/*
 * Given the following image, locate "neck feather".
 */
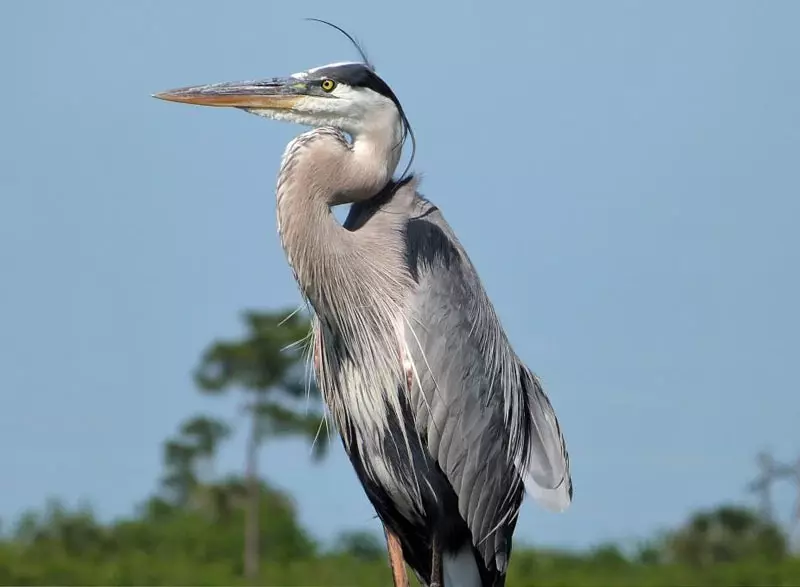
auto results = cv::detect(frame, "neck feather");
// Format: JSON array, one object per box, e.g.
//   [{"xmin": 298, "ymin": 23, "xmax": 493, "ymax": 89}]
[
  {"xmin": 275, "ymin": 127, "xmax": 410, "ymax": 319},
  {"xmin": 275, "ymin": 127, "xmax": 426, "ymax": 510}
]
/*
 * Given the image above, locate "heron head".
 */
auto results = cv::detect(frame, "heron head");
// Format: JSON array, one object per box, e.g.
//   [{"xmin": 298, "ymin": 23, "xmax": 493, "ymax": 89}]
[{"xmin": 153, "ymin": 61, "xmax": 407, "ymax": 139}]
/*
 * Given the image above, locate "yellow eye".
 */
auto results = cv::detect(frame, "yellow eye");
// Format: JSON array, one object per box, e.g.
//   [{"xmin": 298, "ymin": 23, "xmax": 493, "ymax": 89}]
[{"xmin": 321, "ymin": 79, "xmax": 337, "ymax": 92}]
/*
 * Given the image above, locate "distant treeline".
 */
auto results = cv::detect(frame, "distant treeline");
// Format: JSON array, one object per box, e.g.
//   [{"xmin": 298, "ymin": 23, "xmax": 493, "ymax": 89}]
[
  {"xmin": 6, "ymin": 308, "xmax": 795, "ymax": 586},
  {"xmin": 1, "ymin": 481, "xmax": 797, "ymax": 586}
]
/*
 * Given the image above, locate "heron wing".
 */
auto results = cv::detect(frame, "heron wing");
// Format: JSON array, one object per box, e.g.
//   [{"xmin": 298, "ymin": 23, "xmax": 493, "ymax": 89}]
[{"xmin": 401, "ymin": 195, "xmax": 573, "ymax": 570}]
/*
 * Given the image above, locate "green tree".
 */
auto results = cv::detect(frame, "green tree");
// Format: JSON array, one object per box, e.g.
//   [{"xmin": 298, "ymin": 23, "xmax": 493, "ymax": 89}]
[
  {"xmin": 332, "ymin": 530, "xmax": 386, "ymax": 562},
  {"xmin": 159, "ymin": 414, "xmax": 231, "ymax": 509},
  {"xmin": 0, "ymin": 479, "xmax": 318, "ymax": 585},
  {"xmin": 3, "ymin": 494, "xmax": 800, "ymax": 585},
  {"xmin": 180, "ymin": 415, "xmax": 231, "ymax": 482},
  {"xmin": 160, "ymin": 438, "xmax": 200, "ymax": 507},
  {"xmin": 666, "ymin": 504, "xmax": 788, "ymax": 568},
  {"xmin": 194, "ymin": 308, "xmax": 329, "ymax": 581}
]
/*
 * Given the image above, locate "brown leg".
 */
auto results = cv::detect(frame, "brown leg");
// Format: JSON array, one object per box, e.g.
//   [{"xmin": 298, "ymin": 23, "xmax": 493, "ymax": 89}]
[
  {"xmin": 430, "ymin": 534, "xmax": 443, "ymax": 587},
  {"xmin": 384, "ymin": 525, "xmax": 409, "ymax": 587}
]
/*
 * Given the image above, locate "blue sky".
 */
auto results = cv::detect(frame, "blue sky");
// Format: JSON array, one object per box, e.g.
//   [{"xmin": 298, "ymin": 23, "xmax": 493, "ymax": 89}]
[{"xmin": 1, "ymin": 1, "xmax": 798, "ymax": 550}]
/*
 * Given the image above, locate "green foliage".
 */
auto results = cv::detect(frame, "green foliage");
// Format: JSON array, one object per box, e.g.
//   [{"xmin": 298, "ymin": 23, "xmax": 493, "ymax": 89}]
[
  {"xmin": 5, "ymin": 305, "xmax": 797, "ymax": 585},
  {"xmin": 194, "ymin": 309, "xmax": 311, "ymax": 395},
  {"xmin": 159, "ymin": 414, "xmax": 231, "ymax": 506},
  {"xmin": 0, "ymin": 486, "xmax": 797, "ymax": 586},
  {"xmin": 665, "ymin": 505, "xmax": 788, "ymax": 568},
  {"xmin": 0, "ymin": 480, "xmax": 317, "ymax": 585},
  {"xmin": 190, "ymin": 308, "xmax": 329, "ymax": 580},
  {"xmin": 331, "ymin": 530, "xmax": 386, "ymax": 561},
  {"xmin": 193, "ymin": 309, "xmax": 328, "ymax": 458},
  {"xmin": 0, "ymin": 502, "xmax": 799, "ymax": 587},
  {"xmin": 180, "ymin": 416, "xmax": 231, "ymax": 459}
]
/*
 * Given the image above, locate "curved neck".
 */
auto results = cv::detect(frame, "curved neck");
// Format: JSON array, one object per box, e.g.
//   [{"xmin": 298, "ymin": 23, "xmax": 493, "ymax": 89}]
[
  {"xmin": 275, "ymin": 124, "xmax": 406, "ymax": 314},
  {"xmin": 345, "ymin": 107, "xmax": 404, "ymax": 202}
]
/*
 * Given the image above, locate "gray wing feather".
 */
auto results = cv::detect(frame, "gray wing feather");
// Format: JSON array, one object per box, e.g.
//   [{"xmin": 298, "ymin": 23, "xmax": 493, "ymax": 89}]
[
  {"xmin": 402, "ymin": 195, "xmax": 572, "ymax": 567},
  {"xmin": 519, "ymin": 366, "xmax": 573, "ymax": 512}
]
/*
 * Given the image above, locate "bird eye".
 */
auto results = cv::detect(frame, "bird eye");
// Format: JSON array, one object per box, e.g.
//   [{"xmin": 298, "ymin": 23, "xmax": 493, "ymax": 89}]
[{"xmin": 320, "ymin": 79, "xmax": 337, "ymax": 92}]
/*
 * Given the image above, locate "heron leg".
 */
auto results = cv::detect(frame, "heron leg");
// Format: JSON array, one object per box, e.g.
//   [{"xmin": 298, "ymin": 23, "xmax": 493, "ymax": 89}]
[
  {"xmin": 430, "ymin": 534, "xmax": 443, "ymax": 587},
  {"xmin": 383, "ymin": 524, "xmax": 409, "ymax": 587}
]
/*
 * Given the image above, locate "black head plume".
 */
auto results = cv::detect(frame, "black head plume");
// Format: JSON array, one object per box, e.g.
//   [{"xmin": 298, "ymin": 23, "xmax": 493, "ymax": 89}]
[
  {"xmin": 303, "ymin": 18, "xmax": 416, "ymax": 181},
  {"xmin": 304, "ymin": 18, "xmax": 373, "ymax": 70}
]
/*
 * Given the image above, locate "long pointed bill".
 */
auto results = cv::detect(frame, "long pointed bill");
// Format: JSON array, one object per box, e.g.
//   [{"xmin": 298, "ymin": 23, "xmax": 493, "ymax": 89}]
[{"xmin": 152, "ymin": 78, "xmax": 308, "ymax": 109}]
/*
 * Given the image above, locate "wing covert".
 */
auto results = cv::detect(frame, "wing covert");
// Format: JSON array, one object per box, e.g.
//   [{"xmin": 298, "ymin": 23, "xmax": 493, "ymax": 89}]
[{"xmin": 401, "ymin": 197, "xmax": 572, "ymax": 571}]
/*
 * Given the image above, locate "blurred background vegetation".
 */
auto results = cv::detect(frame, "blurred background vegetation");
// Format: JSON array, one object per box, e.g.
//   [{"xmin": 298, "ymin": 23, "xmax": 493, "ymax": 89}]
[{"xmin": 1, "ymin": 307, "xmax": 798, "ymax": 586}]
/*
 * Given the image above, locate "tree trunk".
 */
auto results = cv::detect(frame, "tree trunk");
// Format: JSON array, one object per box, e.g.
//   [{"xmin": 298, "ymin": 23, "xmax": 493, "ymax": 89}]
[{"xmin": 244, "ymin": 413, "xmax": 260, "ymax": 582}]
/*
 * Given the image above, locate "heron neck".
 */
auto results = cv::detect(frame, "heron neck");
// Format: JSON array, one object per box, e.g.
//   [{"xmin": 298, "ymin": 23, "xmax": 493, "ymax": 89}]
[
  {"xmin": 275, "ymin": 129, "xmax": 409, "ymax": 318},
  {"xmin": 347, "ymin": 110, "xmax": 404, "ymax": 200},
  {"xmin": 276, "ymin": 174, "xmax": 339, "ymax": 303}
]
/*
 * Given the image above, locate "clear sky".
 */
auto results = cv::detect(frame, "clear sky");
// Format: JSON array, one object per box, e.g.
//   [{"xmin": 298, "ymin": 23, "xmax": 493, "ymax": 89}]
[{"xmin": 1, "ymin": 0, "xmax": 798, "ymax": 550}]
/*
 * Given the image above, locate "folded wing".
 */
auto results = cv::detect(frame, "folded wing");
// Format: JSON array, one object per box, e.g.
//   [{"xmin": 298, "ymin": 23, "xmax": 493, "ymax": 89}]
[{"xmin": 401, "ymin": 197, "xmax": 573, "ymax": 571}]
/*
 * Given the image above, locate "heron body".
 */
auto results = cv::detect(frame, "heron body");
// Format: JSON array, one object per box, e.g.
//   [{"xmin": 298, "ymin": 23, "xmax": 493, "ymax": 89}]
[
  {"xmin": 155, "ymin": 27, "xmax": 572, "ymax": 586},
  {"xmin": 313, "ymin": 175, "xmax": 571, "ymax": 587}
]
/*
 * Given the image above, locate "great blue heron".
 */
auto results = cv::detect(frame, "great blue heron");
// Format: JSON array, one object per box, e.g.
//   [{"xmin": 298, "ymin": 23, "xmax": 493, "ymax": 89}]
[{"xmin": 155, "ymin": 21, "xmax": 572, "ymax": 587}]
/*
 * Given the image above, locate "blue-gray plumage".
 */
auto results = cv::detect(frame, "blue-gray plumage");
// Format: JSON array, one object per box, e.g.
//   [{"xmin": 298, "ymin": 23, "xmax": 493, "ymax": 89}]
[
  {"xmin": 335, "ymin": 177, "xmax": 572, "ymax": 586},
  {"xmin": 153, "ymin": 21, "xmax": 572, "ymax": 587}
]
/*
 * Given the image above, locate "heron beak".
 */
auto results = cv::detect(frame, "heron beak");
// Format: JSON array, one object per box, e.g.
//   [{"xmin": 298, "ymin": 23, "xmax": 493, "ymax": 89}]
[{"xmin": 152, "ymin": 77, "xmax": 309, "ymax": 109}]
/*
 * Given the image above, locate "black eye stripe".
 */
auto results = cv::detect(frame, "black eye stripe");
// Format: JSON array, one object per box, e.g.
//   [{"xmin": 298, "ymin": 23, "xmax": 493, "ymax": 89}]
[
  {"xmin": 307, "ymin": 61, "xmax": 416, "ymax": 180},
  {"xmin": 311, "ymin": 64, "xmax": 403, "ymax": 112}
]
